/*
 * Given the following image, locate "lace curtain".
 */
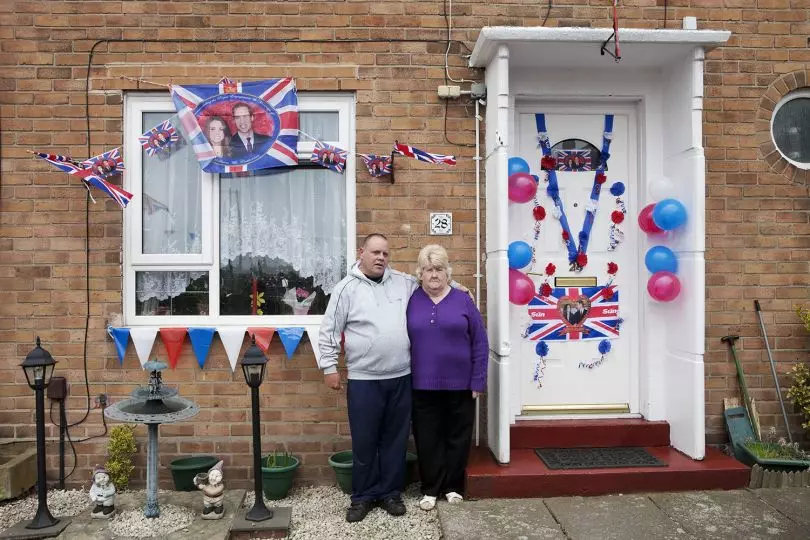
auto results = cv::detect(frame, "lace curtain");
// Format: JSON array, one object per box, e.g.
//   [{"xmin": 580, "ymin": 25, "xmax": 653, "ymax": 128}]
[{"xmin": 220, "ymin": 167, "xmax": 346, "ymax": 294}]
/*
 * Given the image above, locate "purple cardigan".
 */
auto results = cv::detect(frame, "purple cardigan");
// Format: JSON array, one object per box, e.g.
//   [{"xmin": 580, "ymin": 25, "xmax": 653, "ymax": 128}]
[{"xmin": 406, "ymin": 287, "xmax": 488, "ymax": 393}]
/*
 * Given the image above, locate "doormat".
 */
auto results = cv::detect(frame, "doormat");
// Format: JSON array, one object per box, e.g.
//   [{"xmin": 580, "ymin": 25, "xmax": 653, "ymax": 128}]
[{"xmin": 534, "ymin": 447, "xmax": 667, "ymax": 470}]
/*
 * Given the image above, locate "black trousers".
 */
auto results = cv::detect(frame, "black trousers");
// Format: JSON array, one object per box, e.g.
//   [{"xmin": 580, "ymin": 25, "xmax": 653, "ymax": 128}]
[
  {"xmin": 346, "ymin": 375, "xmax": 412, "ymax": 503},
  {"xmin": 412, "ymin": 389, "xmax": 475, "ymax": 497}
]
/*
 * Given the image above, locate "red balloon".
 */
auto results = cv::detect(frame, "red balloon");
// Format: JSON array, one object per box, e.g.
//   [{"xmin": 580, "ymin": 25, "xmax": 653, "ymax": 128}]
[
  {"xmin": 508, "ymin": 268, "xmax": 535, "ymax": 305},
  {"xmin": 508, "ymin": 173, "xmax": 537, "ymax": 204},
  {"xmin": 638, "ymin": 203, "xmax": 663, "ymax": 234},
  {"xmin": 647, "ymin": 271, "xmax": 681, "ymax": 302}
]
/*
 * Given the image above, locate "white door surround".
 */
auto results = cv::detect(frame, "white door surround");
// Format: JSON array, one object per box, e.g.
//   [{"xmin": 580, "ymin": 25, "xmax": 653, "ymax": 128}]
[{"xmin": 472, "ymin": 20, "xmax": 731, "ymax": 464}]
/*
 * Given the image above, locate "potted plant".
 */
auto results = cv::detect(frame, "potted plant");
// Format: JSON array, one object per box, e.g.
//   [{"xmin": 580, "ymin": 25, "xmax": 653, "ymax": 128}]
[
  {"xmin": 740, "ymin": 437, "xmax": 810, "ymax": 472},
  {"xmin": 261, "ymin": 452, "xmax": 300, "ymax": 500},
  {"xmin": 328, "ymin": 451, "xmax": 418, "ymax": 494},
  {"xmin": 168, "ymin": 455, "xmax": 220, "ymax": 491}
]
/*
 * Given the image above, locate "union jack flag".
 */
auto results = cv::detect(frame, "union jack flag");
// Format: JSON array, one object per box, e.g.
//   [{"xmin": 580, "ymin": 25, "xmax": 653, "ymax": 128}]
[
  {"xmin": 82, "ymin": 148, "xmax": 124, "ymax": 179},
  {"xmin": 170, "ymin": 77, "xmax": 298, "ymax": 174},
  {"xmin": 33, "ymin": 152, "xmax": 133, "ymax": 208},
  {"xmin": 525, "ymin": 286, "xmax": 620, "ymax": 342},
  {"xmin": 311, "ymin": 140, "xmax": 347, "ymax": 174},
  {"xmin": 554, "ymin": 149, "xmax": 593, "ymax": 172},
  {"xmin": 393, "ymin": 143, "xmax": 456, "ymax": 166},
  {"xmin": 139, "ymin": 119, "xmax": 180, "ymax": 156},
  {"xmin": 360, "ymin": 154, "xmax": 392, "ymax": 177}
]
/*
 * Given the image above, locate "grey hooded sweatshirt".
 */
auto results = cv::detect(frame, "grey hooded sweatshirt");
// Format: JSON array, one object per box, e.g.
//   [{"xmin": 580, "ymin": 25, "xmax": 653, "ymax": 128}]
[{"xmin": 318, "ymin": 263, "xmax": 418, "ymax": 380}]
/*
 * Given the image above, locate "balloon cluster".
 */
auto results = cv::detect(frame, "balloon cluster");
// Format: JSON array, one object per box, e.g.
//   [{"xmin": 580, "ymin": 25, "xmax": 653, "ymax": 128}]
[
  {"xmin": 639, "ymin": 197, "xmax": 687, "ymax": 302},
  {"xmin": 507, "ymin": 156, "xmax": 541, "ymax": 305}
]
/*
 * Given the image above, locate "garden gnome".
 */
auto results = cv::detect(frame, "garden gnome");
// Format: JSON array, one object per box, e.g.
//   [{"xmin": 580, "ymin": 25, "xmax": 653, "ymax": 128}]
[
  {"xmin": 89, "ymin": 465, "xmax": 116, "ymax": 518},
  {"xmin": 194, "ymin": 460, "xmax": 225, "ymax": 519}
]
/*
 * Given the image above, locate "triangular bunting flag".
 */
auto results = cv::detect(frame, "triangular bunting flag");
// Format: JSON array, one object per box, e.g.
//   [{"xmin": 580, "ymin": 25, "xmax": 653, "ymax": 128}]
[
  {"xmin": 277, "ymin": 327, "xmax": 305, "ymax": 360},
  {"xmin": 108, "ymin": 327, "xmax": 131, "ymax": 365},
  {"xmin": 188, "ymin": 328, "xmax": 216, "ymax": 369},
  {"xmin": 129, "ymin": 327, "xmax": 158, "ymax": 369},
  {"xmin": 217, "ymin": 327, "xmax": 246, "ymax": 372},
  {"xmin": 305, "ymin": 325, "xmax": 321, "ymax": 363},
  {"xmin": 247, "ymin": 327, "xmax": 276, "ymax": 353},
  {"xmin": 160, "ymin": 328, "xmax": 188, "ymax": 369}
]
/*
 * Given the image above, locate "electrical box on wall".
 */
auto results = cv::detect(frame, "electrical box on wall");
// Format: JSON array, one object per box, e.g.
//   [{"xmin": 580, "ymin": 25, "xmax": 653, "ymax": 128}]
[{"xmin": 429, "ymin": 212, "xmax": 453, "ymax": 235}]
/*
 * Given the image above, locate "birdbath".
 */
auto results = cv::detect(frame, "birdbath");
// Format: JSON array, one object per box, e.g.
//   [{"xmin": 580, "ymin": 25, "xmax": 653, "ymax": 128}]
[{"xmin": 104, "ymin": 360, "xmax": 199, "ymax": 517}]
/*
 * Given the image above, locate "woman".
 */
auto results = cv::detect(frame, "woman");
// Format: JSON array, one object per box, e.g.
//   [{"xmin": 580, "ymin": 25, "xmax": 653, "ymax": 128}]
[
  {"xmin": 206, "ymin": 116, "xmax": 231, "ymax": 158},
  {"xmin": 406, "ymin": 244, "xmax": 488, "ymax": 511}
]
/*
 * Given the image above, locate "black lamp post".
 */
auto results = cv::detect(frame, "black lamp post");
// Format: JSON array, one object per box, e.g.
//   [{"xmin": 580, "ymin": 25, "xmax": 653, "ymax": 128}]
[
  {"xmin": 20, "ymin": 337, "xmax": 59, "ymax": 530},
  {"xmin": 240, "ymin": 338, "xmax": 272, "ymax": 522}
]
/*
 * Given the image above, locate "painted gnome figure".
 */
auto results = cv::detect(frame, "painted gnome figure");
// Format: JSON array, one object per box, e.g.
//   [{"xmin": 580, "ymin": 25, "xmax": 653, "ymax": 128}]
[
  {"xmin": 194, "ymin": 460, "xmax": 225, "ymax": 519},
  {"xmin": 89, "ymin": 466, "xmax": 117, "ymax": 518}
]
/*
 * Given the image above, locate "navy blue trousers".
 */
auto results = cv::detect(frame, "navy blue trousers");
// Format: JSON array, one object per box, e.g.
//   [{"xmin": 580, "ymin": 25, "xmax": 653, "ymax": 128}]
[{"xmin": 346, "ymin": 374, "xmax": 412, "ymax": 503}]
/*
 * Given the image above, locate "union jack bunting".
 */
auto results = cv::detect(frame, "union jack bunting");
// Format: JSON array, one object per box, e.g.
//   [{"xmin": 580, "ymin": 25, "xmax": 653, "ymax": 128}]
[
  {"xmin": 310, "ymin": 140, "xmax": 347, "ymax": 174},
  {"xmin": 139, "ymin": 119, "xmax": 180, "ymax": 156},
  {"xmin": 359, "ymin": 154, "xmax": 392, "ymax": 177},
  {"xmin": 393, "ymin": 143, "xmax": 456, "ymax": 166},
  {"xmin": 525, "ymin": 286, "xmax": 620, "ymax": 342},
  {"xmin": 82, "ymin": 148, "xmax": 124, "ymax": 179},
  {"xmin": 170, "ymin": 77, "xmax": 299, "ymax": 174},
  {"xmin": 33, "ymin": 152, "xmax": 133, "ymax": 208},
  {"xmin": 554, "ymin": 149, "xmax": 593, "ymax": 172}
]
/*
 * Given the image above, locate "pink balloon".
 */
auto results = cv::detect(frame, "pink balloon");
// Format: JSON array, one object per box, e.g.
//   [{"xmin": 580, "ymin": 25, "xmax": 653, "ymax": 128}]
[
  {"xmin": 638, "ymin": 204, "xmax": 663, "ymax": 234},
  {"xmin": 647, "ymin": 271, "xmax": 681, "ymax": 302},
  {"xmin": 509, "ymin": 268, "xmax": 535, "ymax": 305},
  {"xmin": 508, "ymin": 173, "xmax": 537, "ymax": 204}
]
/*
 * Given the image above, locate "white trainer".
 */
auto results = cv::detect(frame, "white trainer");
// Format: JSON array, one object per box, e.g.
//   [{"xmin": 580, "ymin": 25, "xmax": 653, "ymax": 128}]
[
  {"xmin": 445, "ymin": 492, "xmax": 463, "ymax": 504},
  {"xmin": 419, "ymin": 495, "xmax": 437, "ymax": 511}
]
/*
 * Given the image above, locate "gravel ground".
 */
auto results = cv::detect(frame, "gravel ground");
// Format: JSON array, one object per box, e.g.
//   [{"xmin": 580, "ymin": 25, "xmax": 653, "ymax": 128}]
[
  {"xmin": 0, "ymin": 489, "xmax": 89, "ymax": 531},
  {"xmin": 108, "ymin": 504, "xmax": 194, "ymax": 538},
  {"xmin": 243, "ymin": 485, "xmax": 442, "ymax": 540}
]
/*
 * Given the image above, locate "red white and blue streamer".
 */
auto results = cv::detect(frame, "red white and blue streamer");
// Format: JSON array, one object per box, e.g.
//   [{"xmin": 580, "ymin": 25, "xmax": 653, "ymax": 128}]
[
  {"xmin": 33, "ymin": 152, "xmax": 133, "ymax": 208},
  {"xmin": 393, "ymin": 142, "xmax": 456, "ymax": 166}
]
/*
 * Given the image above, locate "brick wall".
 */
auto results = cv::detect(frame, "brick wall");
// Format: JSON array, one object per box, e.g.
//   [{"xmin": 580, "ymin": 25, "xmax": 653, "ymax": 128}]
[{"xmin": 1, "ymin": 0, "xmax": 809, "ymax": 488}]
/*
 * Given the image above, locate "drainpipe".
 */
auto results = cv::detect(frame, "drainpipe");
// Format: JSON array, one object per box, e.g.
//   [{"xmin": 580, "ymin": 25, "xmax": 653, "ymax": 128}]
[{"xmin": 474, "ymin": 97, "xmax": 483, "ymax": 446}]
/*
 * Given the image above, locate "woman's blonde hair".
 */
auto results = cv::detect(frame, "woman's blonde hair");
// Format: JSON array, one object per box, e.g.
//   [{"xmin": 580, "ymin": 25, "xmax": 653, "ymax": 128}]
[{"xmin": 416, "ymin": 244, "xmax": 452, "ymax": 281}]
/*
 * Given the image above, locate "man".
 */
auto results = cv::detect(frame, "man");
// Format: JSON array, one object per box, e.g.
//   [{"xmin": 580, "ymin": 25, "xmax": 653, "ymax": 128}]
[
  {"xmin": 318, "ymin": 234, "xmax": 415, "ymax": 522},
  {"xmin": 229, "ymin": 102, "xmax": 270, "ymax": 158}
]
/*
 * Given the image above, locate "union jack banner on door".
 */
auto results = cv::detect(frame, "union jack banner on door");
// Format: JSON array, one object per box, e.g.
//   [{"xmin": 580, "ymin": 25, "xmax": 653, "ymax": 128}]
[
  {"xmin": 170, "ymin": 77, "xmax": 299, "ymax": 174},
  {"xmin": 554, "ymin": 149, "xmax": 593, "ymax": 171},
  {"xmin": 525, "ymin": 286, "xmax": 620, "ymax": 342}
]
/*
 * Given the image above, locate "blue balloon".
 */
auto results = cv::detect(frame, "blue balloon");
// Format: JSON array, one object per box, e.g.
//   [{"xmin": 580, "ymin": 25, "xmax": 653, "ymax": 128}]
[
  {"xmin": 645, "ymin": 246, "xmax": 678, "ymax": 274},
  {"xmin": 508, "ymin": 157, "xmax": 530, "ymax": 176},
  {"xmin": 652, "ymin": 198, "xmax": 687, "ymax": 231},
  {"xmin": 508, "ymin": 241, "xmax": 533, "ymax": 270}
]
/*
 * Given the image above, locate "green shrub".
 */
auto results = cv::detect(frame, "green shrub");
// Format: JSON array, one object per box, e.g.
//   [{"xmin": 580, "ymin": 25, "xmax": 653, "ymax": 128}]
[
  {"xmin": 105, "ymin": 425, "xmax": 137, "ymax": 490},
  {"xmin": 787, "ymin": 362, "xmax": 810, "ymax": 432}
]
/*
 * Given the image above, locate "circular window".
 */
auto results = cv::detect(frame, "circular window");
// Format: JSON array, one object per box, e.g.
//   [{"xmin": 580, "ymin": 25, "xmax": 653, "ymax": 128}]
[{"xmin": 771, "ymin": 90, "xmax": 810, "ymax": 169}]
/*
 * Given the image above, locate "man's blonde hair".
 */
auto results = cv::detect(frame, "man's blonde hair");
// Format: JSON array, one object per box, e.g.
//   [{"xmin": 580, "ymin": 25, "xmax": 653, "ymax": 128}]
[{"xmin": 416, "ymin": 244, "xmax": 452, "ymax": 280}]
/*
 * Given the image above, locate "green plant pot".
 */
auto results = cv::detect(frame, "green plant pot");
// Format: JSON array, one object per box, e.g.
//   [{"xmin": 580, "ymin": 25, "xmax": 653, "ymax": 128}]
[
  {"xmin": 740, "ymin": 443, "xmax": 810, "ymax": 472},
  {"xmin": 168, "ymin": 455, "xmax": 220, "ymax": 491},
  {"xmin": 261, "ymin": 454, "xmax": 300, "ymax": 500},
  {"xmin": 328, "ymin": 451, "xmax": 418, "ymax": 495}
]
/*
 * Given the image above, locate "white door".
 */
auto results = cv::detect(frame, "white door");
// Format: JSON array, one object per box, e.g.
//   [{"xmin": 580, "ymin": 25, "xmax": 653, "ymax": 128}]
[{"xmin": 511, "ymin": 103, "xmax": 639, "ymax": 416}]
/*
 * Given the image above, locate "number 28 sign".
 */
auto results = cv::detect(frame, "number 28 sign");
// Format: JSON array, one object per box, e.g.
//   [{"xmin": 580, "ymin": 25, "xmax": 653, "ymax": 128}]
[{"xmin": 429, "ymin": 212, "xmax": 453, "ymax": 236}]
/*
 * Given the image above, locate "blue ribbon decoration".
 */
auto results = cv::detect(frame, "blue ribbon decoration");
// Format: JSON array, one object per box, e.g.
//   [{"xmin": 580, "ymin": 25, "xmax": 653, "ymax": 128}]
[{"xmin": 535, "ymin": 113, "xmax": 615, "ymax": 268}]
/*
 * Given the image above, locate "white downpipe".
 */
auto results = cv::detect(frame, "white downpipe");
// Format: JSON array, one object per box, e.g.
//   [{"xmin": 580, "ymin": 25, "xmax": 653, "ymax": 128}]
[{"xmin": 474, "ymin": 98, "xmax": 482, "ymax": 446}]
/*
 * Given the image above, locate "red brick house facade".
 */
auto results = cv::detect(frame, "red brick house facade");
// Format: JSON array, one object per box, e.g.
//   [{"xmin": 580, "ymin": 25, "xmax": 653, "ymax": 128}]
[{"xmin": 1, "ymin": 0, "xmax": 809, "ymax": 489}]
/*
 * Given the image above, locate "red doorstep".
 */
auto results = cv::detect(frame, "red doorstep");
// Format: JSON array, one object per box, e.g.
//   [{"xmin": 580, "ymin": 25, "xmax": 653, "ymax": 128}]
[
  {"xmin": 466, "ymin": 446, "xmax": 750, "ymax": 499},
  {"xmin": 511, "ymin": 419, "xmax": 670, "ymax": 449}
]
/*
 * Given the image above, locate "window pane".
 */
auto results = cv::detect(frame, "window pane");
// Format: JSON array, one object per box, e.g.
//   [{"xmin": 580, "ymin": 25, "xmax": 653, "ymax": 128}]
[
  {"xmin": 142, "ymin": 112, "xmax": 203, "ymax": 254},
  {"xmin": 299, "ymin": 111, "xmax": 339, "ymax": 141},
  {"xmin": 773, "ymin": 97, "xmax": 810, "ymax": 165},
  {"xmin": 220, "ymin": 167, "xmax": 346, "ymax": 316},
  {"xmin": 135, "ymin": 271, "xmax": 209, "ymax": 316}
]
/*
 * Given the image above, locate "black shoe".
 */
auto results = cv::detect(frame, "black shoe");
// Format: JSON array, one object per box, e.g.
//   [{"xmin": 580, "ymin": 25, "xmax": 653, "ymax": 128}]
[
  {"xmin": 102, "ymin": 506, "xmax": 115, "ymax": 515},
  {"xmin": 92, "ymin": 504, "xmax": 103, "ymax": 514},
  {"xmin": 379, "ymin": 496, "xmax": 406, "ymax": 516},
  {"xmin": 213, "ymin": 505, "xmax": 224, "ymax": 515},
  {"xmin": 346, "ymin": 501, "xmax": 374, "ymax": 523}
]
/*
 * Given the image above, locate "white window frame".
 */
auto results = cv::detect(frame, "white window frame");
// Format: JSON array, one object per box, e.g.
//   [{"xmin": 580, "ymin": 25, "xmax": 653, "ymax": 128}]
[
  {"xmin": 123, "ymin": 92, "xmax": 356, "ymax": 327},
  {"xmin": 771, "ymin": 88, "xmax": 810, "ymax": 170}
]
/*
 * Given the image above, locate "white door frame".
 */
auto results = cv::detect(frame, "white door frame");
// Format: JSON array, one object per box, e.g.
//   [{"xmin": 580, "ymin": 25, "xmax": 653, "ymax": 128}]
[{"xmin": 511, "ymin": 100, "xmax": 642, "ymax": 421}]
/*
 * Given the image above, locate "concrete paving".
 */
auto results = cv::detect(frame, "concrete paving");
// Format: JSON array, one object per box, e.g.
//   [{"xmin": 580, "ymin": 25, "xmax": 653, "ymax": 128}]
[
  {"xmin": 56, "ymin": 489, "xmax": 246, "ymax": 540},
  {"xmin": 439, "ymin": 488, "xmax": 810, "ymax": 540}
]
